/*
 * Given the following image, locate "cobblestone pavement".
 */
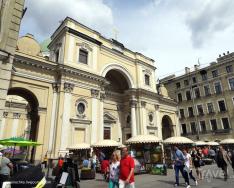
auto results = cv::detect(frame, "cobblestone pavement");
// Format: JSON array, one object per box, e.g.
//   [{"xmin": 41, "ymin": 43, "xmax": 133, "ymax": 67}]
[{"xmin": 79, "ymin": 164, "xmax": 234, "ymax": 188}]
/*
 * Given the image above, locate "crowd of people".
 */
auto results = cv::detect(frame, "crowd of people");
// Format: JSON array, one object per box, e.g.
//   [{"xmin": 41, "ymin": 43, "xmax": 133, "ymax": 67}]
[{"xmin": 172, "ymin": 145, "xmax": 234, "ymax": 188}]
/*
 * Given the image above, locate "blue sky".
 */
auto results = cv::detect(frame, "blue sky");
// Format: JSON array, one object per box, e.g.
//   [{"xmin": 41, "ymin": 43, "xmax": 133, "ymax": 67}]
[{"xmin": 20, "ymin": 0, "xmax": 234, "ymax": 78}]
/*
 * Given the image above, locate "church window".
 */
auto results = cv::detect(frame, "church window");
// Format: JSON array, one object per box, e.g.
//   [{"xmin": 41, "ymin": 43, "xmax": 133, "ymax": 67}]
[
  {"xmin": 77, "ymin": 103, "xmax": 85, "ymax": 114},
  {"xmin": 79, "ymin": 49, "xmax": 88, "ymax": 64},
  {"xmin": 145, "ymin": 74, "xmax": 150, "ymax": 86}
]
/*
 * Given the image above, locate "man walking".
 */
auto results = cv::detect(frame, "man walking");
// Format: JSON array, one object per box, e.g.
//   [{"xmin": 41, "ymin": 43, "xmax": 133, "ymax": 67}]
[
  {"xmin": 0, "ymin": 152, "xmax": 13, "ymax": 187},
  {"xmin": 172, "ymin": 146, "xmax": 188, "ymax": 187},
  {"xmin": 216, "ymin": 145, "xmax": 232, "ymax": 180},
  {"xmin": 119, "ymin": 147, "xmax": 135, "ymax": 188}
]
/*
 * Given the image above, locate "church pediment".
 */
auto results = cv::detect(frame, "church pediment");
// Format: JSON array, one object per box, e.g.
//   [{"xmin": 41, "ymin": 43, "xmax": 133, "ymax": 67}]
[{"xmin": 104, "ymin": 112, "xmax": 117, "ymax": 124}]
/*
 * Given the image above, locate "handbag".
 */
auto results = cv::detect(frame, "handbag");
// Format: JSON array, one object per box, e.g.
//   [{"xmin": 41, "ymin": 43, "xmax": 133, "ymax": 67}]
[{"xmin": 199, "ymin": 160, "xmax": 205, "ymax": 166}]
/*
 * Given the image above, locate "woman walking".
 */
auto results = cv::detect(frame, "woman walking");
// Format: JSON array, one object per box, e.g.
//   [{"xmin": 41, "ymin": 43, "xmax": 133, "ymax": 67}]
[
  {"xmin": 109, "ymin": 151, "xmax": 120, "ymax": 188},
  {"xmin": 191, "ymin": 147, "xmax": 202, "ymax": 180}
]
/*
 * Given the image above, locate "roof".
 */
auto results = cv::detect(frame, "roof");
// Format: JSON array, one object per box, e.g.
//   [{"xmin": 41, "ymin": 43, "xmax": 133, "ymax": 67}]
[
  {"xmin": 92, "ymin": 139, "xmax": 120, "ymax": 148},
  {"xmin": 40, "ymin": 38, "xmax": 51, "ymax": 52},
  {"xmin": 67, "ymin": 143, "xmax": 90, "ymax": 150},
  {"xmin": 126, "ymin": 135, "xmax": 162, "ymax": 144}
]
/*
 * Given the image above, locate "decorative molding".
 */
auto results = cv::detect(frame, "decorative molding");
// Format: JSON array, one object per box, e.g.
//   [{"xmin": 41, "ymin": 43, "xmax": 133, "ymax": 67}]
[
  {"xmin": 75, "ymin": 99, "xmax": 88, "ymax": 119},
  {"xmin": 147, "ymin": 126, "xmax": 158, "ymax": 130},
  {"xmin": 13, "ymin": 113, "xmax": 21, "ymax": 119},
  {"xmin": 100, "ymin": 92, "xmax": 106, "ymax": 101},
  {"xmin": 155, "ymin": 104, "xmax": 160, "ymax": 110},
  {"xmin": 91, "ymin": 89, "xmax": 99, "ymax": 98},
  {"xmin": 130, "ymin": 99, "xmax": 137, "ymax": 108},
  {"xmin": 104, "ymin": 112, "xmax": 117, "ymax": 124},
  {"xmin": 52, "ymin": 82, "xmax": 60, "ymax": 93},
  {"xmin": 76, "ymin": 42, "xmax": 93, "ymax": 52},
  {"xmin": 141, "ymin": 101, "xmax": 146, "ymax": 108},
  {"xmin": 142, "ymin": 69, "xmax": 152, "ymax": 75},
  {"xmin": 3, "ymin": 112, "xmax": 8, "ymax": 118},
  {"xmin": 70, "ymin": 118, "xmax": 92, "ymax": 125},
  {"xmin": 64, "ymin": 82, "xmax": 74, "ymax": 93}
]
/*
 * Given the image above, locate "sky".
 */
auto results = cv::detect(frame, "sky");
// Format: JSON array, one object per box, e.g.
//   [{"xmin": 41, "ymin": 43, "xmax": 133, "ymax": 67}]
[{"xmin": 19, "ymin": 0, "xmax": 234, "ymax": 79}]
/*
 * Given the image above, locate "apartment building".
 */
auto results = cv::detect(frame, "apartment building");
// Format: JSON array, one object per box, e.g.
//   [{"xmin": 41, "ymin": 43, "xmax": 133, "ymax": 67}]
[{"xmin": 160, "ymin": 52, "xmax": 234, "ymax": 141}]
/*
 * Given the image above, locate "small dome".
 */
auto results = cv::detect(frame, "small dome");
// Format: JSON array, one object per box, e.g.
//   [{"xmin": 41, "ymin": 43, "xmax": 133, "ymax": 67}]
[
  {"xmin": 40, "ymin": 38, "xmax": 51, "ymax": 52},
  {"xmin": 17, "ymin": 33, "xmax": 41, "ymax": 56}
]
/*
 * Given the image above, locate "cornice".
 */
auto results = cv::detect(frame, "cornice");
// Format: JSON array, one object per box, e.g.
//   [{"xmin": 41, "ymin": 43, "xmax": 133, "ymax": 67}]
[{"xmin": 70, "ymin": 118, "xmax": 92, "ymax": 125}]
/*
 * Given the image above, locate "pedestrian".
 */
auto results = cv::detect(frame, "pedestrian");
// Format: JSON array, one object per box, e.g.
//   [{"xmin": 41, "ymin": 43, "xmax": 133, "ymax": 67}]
[
  {"xmin": 109, "ymin": 151, "xmax": 120, "ymax": 188},
  {"xmin": 91, "ymin": 151, "xmax": 97, "ymax": 171},
  {"xmin": 172, "ymin": 146, "xmax": 187, "ymax": 187},
  {"xmin": 216, "ymin": 145, "xmax": 232, "ymax": 180},
  {"xmin": 208, "ymin": 146, "xmax": 216, "ymax": 162},
  {"xmin": 42, "ymin": 153, "xmax": 48, "ymax": 168},
  {"xmin": 231, "ymin": 149, "xmax": 234, "ymax": 172},
  {"xmin": 191, "ymin": 147, "xmax": 202, "ymax": 180},
  {"xmin": 183, "ymin": 149, "xmax": 198, "ymax": 186},
  {"xmin": 119, "ymin": 147, "xmax": 135, "ymax": 188},
  {"xmin": 101, "ymin": 157, "xmax": 110, "ymax": 181},
  {"xmin": 0, "ymin": 152, "xmax": 13, "ymax": 187}
]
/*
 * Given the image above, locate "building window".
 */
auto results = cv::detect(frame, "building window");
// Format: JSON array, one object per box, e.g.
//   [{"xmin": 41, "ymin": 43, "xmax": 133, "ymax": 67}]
[
  {"xmin": 218, "ymin": 100, "xmax": 226, "ymax": 112},
  {"xmin": 190, "ymin": 122, "xmax": 197, "ymax": 134},
  {"xmin": 184, "ymin": 79, "xmax": 189, "ymax": 86},
  {"xmin": 55, "ymin": 50, "xmax": 59, "ymax": 63},
  {"xmin": 194, "ymin": 87, "xmax": 200, "ymax": 98},
  {"xmin": 204, "ymin": 85, "xmax": 211, "ymax": 96},
  {"xmin": 177, "ymin": 93, "xmax": 182, "ymax": 102},
  {"xmin": 179, "ymin": 109, "xmax": 185, "ymax": 118},
  {"xmin": 104, "ymin": 127, "xmax": 111, "ymax": 139},
  {"xmin": 181, "ymin": 124, "xmax": 187, "ymax": 135},
  {"xmin": 212, "ymin": 70, "xmax": 218, "ymax": 78},
  {"xmin": 126, "ymin": 115, "xmax": 131, "ymax": 127},
  {"xmin": 176, "ymin": 82, "xmax": 181, "ymax": 89},
  {"xmin": 77, "ymin": 103, "xmax": 85, "ymax": 114},
  {"xmin": 214, "ymin": 82, "xmax": 222, "ymax": 94},
  {"xmin": 210, "ymin": 119, "xmax": 217, "ymax": 131},
  {"xmin": 192, "ymin": 77, "xmax": 197, "ymax": 83},
  {"xmin": 207, "ymin": 103, "xmax": 214, "ymax": 114},
  {"xmin": 222, "ymin": 118, "xmax": 230, "ymax": 130},
  {"xmin": 197, "ymin": 105, "xmax": 204, "ymax": 115},
  {"xmin": 186, "ymin": 91, "xmax": 191, "ymax": 100},
  {"xmin": 228, "ymin": 78, "xmax": 234, "ymax": 90},
  {"xmin": 79, "ymin": 49, "xmax": 88, "ymax": 64},
  {"xmin": 201, "ymin": 72, "xmax": 208, "ymax": 81},
  {"xmin": 200, "ymin": 121, "xmax": 207, "ymax": 133},
  {"xmin": 188, "ymin": 107, "xmax": 194, "ymax": 117},
  {"xmin": 226, "ymin": 65, "xmax": 233, "ymax": 73},
  {"xmin": 145, "ymin": 75, "xmax": 150, "ymax": 86}
]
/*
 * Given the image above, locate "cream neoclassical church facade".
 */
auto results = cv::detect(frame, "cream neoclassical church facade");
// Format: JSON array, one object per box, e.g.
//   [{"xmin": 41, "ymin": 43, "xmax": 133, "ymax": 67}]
[{"xmin": 1, "ymin": 17, "xmax": 180, "ymax": 161}]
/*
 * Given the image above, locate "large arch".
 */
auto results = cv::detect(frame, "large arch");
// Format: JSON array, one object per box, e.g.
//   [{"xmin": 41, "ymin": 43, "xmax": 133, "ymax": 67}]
[
  {"xmin": 7, "ymin": 87, "xmax": 40, "ymax": 161},
  {"xmin": 101, "ymin": 64, "xmax": 135, "ymax": 88},
  {"xmin": 162, "ymin": 115, "xmax": 174, "ymax": 140}
]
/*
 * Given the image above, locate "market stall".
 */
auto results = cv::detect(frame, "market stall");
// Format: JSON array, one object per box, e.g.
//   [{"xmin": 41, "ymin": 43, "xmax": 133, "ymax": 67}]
[
  {"xmin": 195, "ymin": 141, "xmax": 207, "ymax": 146},
  {"xmin": 92, "ymin": 139, "xmax": 120, "ymax": 172},
  {"xmin": 207, "ymin": 141, "xmax": 219, "ymax": 146},
  {"xmin": 163, "ymin": 136, "xmax": 194, "ymax": 168},
  {"xmin": 67, "ymin": 143, "xmax": 91, "ymax": 167},
  {"xmin": 125, "ymin": 135, "xmax": 163, "ymax": 174},
  {"xmin": 220, "ymin": 138, "xmax": 234, "ymax": 150}
]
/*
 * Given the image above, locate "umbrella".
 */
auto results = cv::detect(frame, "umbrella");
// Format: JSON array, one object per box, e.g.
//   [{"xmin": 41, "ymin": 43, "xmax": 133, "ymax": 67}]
[
  {"xmin": 207, "ymin": 141, "xmax": 219, "ymax": 146},
  {"xmin": 163, "ymin": 136, "xmax": 194, "ymax": 144},
  {"xmin": 0, "ymin": 137, "xmax": 41, "ymax": 157},
  {"xmin": 126, "ymin": 135, "xmax": 162, "ymax": 144},
  {"xmin": 220, "ymin": 139, "xmax": 234, "ymax": 145},
  {"xmin": 195, "ymin": 141, "xmax": 207, "ymax": 146}
]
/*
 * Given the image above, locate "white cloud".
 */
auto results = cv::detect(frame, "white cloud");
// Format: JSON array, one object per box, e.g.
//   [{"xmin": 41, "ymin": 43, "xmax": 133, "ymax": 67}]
[{"xmin": 21, "ymin": 0, "xmax": 114, "ymax": 41}]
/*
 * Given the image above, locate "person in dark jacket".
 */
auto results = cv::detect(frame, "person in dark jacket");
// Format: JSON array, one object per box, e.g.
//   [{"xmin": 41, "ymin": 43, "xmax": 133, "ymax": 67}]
[{"xmin": 216, "ymin": 146, "xmax": 232, "ymax": 180}]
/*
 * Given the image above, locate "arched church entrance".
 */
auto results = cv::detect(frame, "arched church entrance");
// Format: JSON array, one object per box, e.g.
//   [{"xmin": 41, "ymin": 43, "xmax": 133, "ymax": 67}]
[
  {"xmin": 162, "ymin": 115, "xmax": 174, "ymax": 140},
  {"xmin": 103, "ymin": 68, "xmax": 133, "ymax": 143},
  {"xmin": 7, "ymin": 87, "xmax": 39, "ymax": 161}
]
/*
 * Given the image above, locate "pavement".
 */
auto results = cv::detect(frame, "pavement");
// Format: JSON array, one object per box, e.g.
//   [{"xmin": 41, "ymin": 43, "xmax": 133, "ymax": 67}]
[{"xmin": 79, "ymin": 164, "xmax": 234, "ymax": 188}]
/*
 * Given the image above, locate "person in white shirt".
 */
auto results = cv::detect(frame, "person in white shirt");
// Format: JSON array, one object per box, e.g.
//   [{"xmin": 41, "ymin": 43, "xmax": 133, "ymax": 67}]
[
  {"xmin": 109, "ymin": 151, "xmax": 120, "ymax": 188},
  {"xmin": 183, "ymin": 149, "xmax": 198, "ymax": 186}
]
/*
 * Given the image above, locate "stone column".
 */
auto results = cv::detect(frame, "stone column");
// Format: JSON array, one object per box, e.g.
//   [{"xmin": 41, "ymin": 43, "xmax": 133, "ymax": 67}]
[
  {"xmin": 24, "ymin": 114, "xmax": 31, "ymax": 139},
  {"xmin": 99, "ymin": 92, "xmax": 105, "ymax": 141},
  {"xmin": 12, "ymin": 113, "xmax": 21, "ymax": 137},
  {"xmin": 155, "ymin": 105, "xmax": 162, "ymax": 139},
  {"xmin": 141, "ymin": 101, "xmax": 147, "ymax": 135},
  {"xmin": 91, "ymin": 89, "xmax": 99, "ymax": 144},
  {"xmin": 60, "ymin": 82, "xmax": 74, "ymax": 152},
  {"xmin": 48, "ymin": 83, "xmax": 59, "ymax": 153},
  {"xmin": 0, "ymin": 112, "xmax": 8, "ymax": 139},
  {"xmin": 130, "ymin": 99, "xmax": 137, "ymax": 137}
]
